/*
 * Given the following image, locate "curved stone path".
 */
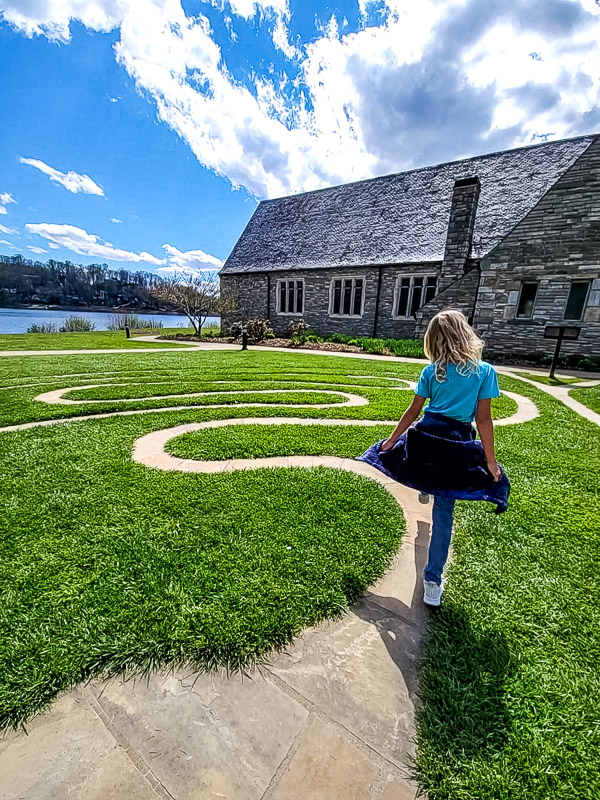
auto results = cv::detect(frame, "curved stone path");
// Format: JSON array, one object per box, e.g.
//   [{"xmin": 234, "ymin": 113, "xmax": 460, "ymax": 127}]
[
  {"xmin": 0, "ymin": 379, "xmax": 536, "ymax": 435},
  {"xmin": 4, "ymin": 332, "xmax": 596, "ymax": 424},
  {"xmin": 0, "ymin": 369, "xmax": 542, "ymax": 800},
  {"xmin": 506, "ymin": 373, "xmax": 600, "ymax": 426}
]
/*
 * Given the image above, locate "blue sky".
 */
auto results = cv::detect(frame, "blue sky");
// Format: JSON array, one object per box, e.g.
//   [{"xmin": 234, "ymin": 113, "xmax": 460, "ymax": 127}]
[{"xmin": 1, "ymin": 0, "xmax": 599, "ymax": 275}]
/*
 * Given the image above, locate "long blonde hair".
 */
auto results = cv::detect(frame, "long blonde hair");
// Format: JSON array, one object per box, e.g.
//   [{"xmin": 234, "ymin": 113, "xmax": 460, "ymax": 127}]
[{"xmin": 423, "ymin": 309, "xmax": 484, "ymax": 382}]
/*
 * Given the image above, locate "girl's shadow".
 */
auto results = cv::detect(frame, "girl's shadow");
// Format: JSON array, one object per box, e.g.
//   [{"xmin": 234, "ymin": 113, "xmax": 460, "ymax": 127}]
[{"xmin": 353, "ymin": 519, "xmax": 513, "ymax": 758}]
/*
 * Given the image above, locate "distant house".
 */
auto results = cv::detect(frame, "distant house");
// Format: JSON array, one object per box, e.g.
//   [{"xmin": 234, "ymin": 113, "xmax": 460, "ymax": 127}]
[{"xmin": 220, "ymin": 134, "xmax": 600, "ymax": 359}]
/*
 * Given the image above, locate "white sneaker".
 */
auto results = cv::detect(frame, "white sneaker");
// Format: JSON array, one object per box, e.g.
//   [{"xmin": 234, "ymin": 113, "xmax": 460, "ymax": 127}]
[
  {"xmin": 418, "ymin": 492, "xmax": 431, "ymax": 504},
  {"xmin": 423, "ymin": 579, "xmax": 443, "ymax": 607}
]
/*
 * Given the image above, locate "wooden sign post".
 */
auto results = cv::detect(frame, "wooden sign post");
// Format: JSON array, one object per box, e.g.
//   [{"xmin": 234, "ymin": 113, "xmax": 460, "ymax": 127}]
[{"xmin": 543, "ymin": 325, "xmax": 581, "ymax": 379}]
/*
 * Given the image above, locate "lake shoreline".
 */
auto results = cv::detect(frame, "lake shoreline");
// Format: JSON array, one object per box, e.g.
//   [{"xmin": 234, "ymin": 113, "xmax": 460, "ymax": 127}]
[
  {"xmin": 0, "ymin": 303, "xmax": 190, "ymax": 316},
  {"xmin": 0, "ymin": 307, "xmax": 219, "ymax": 334}
]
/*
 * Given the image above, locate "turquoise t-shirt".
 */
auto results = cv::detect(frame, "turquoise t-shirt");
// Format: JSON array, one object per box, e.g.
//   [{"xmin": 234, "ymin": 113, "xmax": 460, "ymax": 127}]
[{"xmin": 415, "ymin": 361, "xmax": 500, "ymax": 423}]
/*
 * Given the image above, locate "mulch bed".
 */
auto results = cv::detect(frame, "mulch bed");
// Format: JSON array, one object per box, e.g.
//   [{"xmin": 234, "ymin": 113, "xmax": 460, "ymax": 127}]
[{"xmin": 158, "ymin": 334, "xmax": 366, "ymax": 354}]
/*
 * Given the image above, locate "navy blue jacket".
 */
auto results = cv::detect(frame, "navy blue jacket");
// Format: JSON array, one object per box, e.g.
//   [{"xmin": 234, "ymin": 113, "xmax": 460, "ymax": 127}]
[{"xmin": 357, "ymin": 411, "xmax": 510, "ymax": 513}]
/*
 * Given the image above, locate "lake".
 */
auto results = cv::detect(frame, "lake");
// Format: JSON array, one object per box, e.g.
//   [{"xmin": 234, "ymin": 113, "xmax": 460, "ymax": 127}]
[{"xmin": 0, "ymin": 307, "xmax": 219, "ymax": 334}]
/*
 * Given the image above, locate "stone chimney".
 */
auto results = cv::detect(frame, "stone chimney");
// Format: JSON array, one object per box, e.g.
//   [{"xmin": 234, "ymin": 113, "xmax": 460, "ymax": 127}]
[{"xmin": 440, "ymin": 176, "xmax": 481, "ymax": 289}]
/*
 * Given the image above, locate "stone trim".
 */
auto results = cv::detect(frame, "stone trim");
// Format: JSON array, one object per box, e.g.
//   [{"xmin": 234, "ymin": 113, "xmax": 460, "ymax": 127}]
[
  {"xmin": 328, "ymin": 275, "xmax": 367, "ymax": 319},
  {"xmin": 275, "ymin": 278, "xmax": 305, "ymax": 316},
  {"xmin": 391, "ymin": 273, "xmax": 438, "ymax": 320}
]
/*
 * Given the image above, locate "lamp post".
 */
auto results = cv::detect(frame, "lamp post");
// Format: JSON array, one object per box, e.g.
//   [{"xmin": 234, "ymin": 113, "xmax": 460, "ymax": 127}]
[{"xmin": 241, "ymin": 322, "xmax": 248, "ymax": 351}]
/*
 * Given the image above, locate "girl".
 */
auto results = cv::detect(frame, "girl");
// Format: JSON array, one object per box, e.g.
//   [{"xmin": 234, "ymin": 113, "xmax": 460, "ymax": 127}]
[{"xmin": 357, "ymin": 308, "xmax": 508, "ymax": 607}]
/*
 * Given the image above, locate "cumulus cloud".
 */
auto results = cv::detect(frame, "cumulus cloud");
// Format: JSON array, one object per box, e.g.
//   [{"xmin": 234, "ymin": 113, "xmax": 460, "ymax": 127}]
[
  {"xmin": 25, "ymin": 223, "xmax": 165, "ymax": 265},
  {"xmin": 0, "ymin": 224, "xmax": 18, "ymax": 235},
  {"xmin": 4, "ymin": 0, "xmax": 600, "ymax": 198},
  {"xmin": 27, "ymin": 245, "xmax": 48, "ymax": 254},
  {"xmin": 23, "ymin": 221, "xmax": 221, "ymax": 271},
  {"xmin": 159, "ymin": 244, "xmax": 223, "ymax": 272},
  {"xmin": 20, "ymin": 157, "xmax": 105, "ymax": 196},
  {"xmin": 0, "ymin": 239, "xmax": 19, "ymax": 249},
  {"xmin": 111, "ymin": 217, "xmax": 122, "ymax": 223}
]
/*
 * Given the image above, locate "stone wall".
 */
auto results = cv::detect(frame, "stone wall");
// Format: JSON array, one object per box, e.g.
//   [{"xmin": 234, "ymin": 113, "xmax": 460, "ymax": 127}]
[
  {"xmin": 221, "ymin": 264, "xmax": 448, "ymax": 340},
  {"xmin": 414, "ymin": 265, "xmax": 480, "ymax": 337},
  {"xmin": 474, "ymin": 135, "xmax": 600, "ymax": 359},
  {"xmin": 220, "ymin": 272, "xmax": 270, "ymax": 334},
  {"xmin": 221, "ymin": 137, "xmax": 600, "ymax": 358},
  {"xmin": 439, "ymin": 177, "xmax": 481, "ymax": 290}
]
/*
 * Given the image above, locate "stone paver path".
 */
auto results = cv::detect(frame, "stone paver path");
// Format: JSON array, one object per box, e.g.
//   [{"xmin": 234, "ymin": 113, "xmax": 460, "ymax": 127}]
[
  {"xmin": 1, "ymin": 483, "xmax": 429, "ymax": 800},
  {"xmin": 505, "ymin": 373, "xmax": 600, "ymax": 426},
  {"xmin": 0, "ymin": 373, "xmax": 539, "ymax": 799},
  {"xmin": 3, "ymin": 341, "xmax": 580, "ymax": 800}
]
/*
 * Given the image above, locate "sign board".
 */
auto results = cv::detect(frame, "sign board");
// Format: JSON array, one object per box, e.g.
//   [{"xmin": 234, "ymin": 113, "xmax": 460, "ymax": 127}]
[{"xmin": 543, "ymin": 325, "xmax": 581, "ymax": 340}]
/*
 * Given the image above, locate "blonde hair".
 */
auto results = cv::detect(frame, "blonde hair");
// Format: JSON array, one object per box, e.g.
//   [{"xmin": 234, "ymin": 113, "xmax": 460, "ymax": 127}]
[{"xmin": 423, "ymin": 309, "xmax": 484, "ymax": 382}]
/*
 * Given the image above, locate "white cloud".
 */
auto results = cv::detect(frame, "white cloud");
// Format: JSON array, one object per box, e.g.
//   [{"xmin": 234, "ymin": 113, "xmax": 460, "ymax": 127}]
[
  {"xmin": 160, "ymin": 244, "xmax": 223, "ymax": 272},
  {"xmin": 23, "ymin": 222, "xmax": 221, "ymax": 272},
  {"xmin": 25, "ymin": 223, "xmax": 166, "ymax": 265},
  {"xmin": 111, "ymin": 217, "xmax": 122, "ymax": 223},
  {"xmin": 271, "ymin": 13, "xmax": 298, "ymax": 59},
  {"xmin": 27, "ymin": 245, "xmax": 48, "ymax": 254},
  {"xmin": 0, "ymin": 224, "xmax": 18, "ymax": 235},
  {"xmin": 4, "ymin": 0, "xmax": 600, "ymax": 198},
  {"xmin": 0, "ymin": 0, "xmax": 123, "ymax": 42},
  {"xmin": 216, "ymin": 0, "xmax": 289, "ymax": 20},
  {"xmin": 20, "ymin": 157, "xmax": 105, "ymax": 196},
  {"xmin": 109, "ymin": 96, "xmax": 120, "ymax": 102},
  {"xmin": 0, "ymin": 192, "xmax": 17, "ymax": 214},
  {"xmin": 0, "ymin": 239, "xmax": 19, "ymax": 249}
]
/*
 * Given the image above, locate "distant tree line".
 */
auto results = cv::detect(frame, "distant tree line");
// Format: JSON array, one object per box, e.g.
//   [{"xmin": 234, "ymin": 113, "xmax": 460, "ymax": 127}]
[{"xmin": 0, "ymin": 253, "xmax": 166, "ymax": 310}]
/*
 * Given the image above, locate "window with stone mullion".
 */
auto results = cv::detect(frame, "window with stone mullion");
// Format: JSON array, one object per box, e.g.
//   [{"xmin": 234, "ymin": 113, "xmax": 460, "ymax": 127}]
[
  {"xmin": 395, "ymin": 275, "xmax": 437, "ymax": 318},
  {"xmin": 331, "ymin": 277, "xmax": 364, "ymax": 316},
  {"xmin": 278, "ymin": 279, "xmax": 304, "ymax": 314}
]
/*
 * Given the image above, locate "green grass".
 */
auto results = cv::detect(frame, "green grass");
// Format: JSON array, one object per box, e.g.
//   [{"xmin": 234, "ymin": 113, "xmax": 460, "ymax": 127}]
[
  {"xmin": 0, "ymin": 327, "xmax": 193, "ymax": 351},
  {"xmin": 168, "ymin": 423, "xmax": 394, "ymax": 460},
  {"xmin": 514, "ymin": 371, "xmax": 584, "ymax": 386},
  {"xmin": 1, "ymin": 348, "xmax": 598, "ymax": 799},
  {"xmin": 416, "ymin": 376, "xmax": 600, "ymax": 800},
  {"xmin": 1, "ymin": 351, "xmax": 429, "ymax": 728},
  {"xmin": 570, "ymin": 384, "xmax": 600, "ymax": 414},
  {"xmin": 0, "ymin": 354, "xmax": 516, "ymax": 428}
]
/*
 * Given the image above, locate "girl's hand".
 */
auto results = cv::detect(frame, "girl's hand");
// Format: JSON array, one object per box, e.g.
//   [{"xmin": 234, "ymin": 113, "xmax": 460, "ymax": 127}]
[
  {"xmin": 380, "ymin": 438, "xmax": 395, "ymax": 452},
  {"xmin": 487, "ymin": 460, "xmax": 501, "ymax": 482}
]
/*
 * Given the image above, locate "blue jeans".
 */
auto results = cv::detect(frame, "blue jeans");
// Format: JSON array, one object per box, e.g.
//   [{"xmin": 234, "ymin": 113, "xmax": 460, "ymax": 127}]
[{"xmin": 423, "ymin": 495, "xmax": 456, "ymax": 585}]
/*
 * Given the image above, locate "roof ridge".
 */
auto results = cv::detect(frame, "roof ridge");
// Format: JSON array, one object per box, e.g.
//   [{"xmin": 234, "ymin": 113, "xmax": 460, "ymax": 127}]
[{"xmin": 262, "ymin": 132, "xmax": 598, "ymax": 204}]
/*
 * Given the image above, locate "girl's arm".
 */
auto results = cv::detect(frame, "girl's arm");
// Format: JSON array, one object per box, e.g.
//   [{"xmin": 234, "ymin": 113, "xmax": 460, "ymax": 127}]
[
  {"xmin": 475, "ymin": 398, "xmax": 501, "ymax": 481},
  {"xmin": 380, "ymin": 395, "xmax": 426, "ymax": 451}
]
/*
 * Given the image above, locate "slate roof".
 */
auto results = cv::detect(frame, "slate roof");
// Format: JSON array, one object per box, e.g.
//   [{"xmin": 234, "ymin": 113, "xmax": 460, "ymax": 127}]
[{"xmin": 221, "ymin": 135, "xmax": 596, "ymax": 274}]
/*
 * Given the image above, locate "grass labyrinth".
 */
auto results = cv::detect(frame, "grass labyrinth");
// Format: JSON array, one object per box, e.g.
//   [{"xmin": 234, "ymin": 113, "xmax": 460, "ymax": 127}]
[{"xmin": 1, "ymin": 348, "xmax": 598, "ymax": 799}]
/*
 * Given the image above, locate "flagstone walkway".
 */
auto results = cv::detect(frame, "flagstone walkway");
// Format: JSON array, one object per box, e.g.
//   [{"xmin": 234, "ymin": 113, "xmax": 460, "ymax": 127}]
[{"xmin": 0, "ymin": 340, "xmax": 596, "ymax": 800}]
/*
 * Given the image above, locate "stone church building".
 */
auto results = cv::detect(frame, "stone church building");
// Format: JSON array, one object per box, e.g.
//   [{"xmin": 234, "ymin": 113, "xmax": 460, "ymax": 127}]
[{"xmin": 220, "ymin": 134, "xmax": 600, "ymax": 359}]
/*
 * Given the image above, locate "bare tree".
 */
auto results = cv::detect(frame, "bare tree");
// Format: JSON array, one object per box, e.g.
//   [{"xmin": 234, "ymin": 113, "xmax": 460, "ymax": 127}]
[{"xmin": 151, "ymin": 271, "xmax": 237, "ymax": 336}]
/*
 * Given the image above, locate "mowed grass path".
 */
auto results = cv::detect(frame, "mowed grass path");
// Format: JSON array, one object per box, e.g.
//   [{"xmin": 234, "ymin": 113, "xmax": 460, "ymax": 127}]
[
  {"xmin": 0, "ymin": 327, "xmax": 192, "ymax": 351},
  {"xmin": 570, "ymin": 383, "xmax": 600, "ymax": 414},
  {"xmin": 0, "ymin": 349, "xmax": 598, "ymax": 800}
]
